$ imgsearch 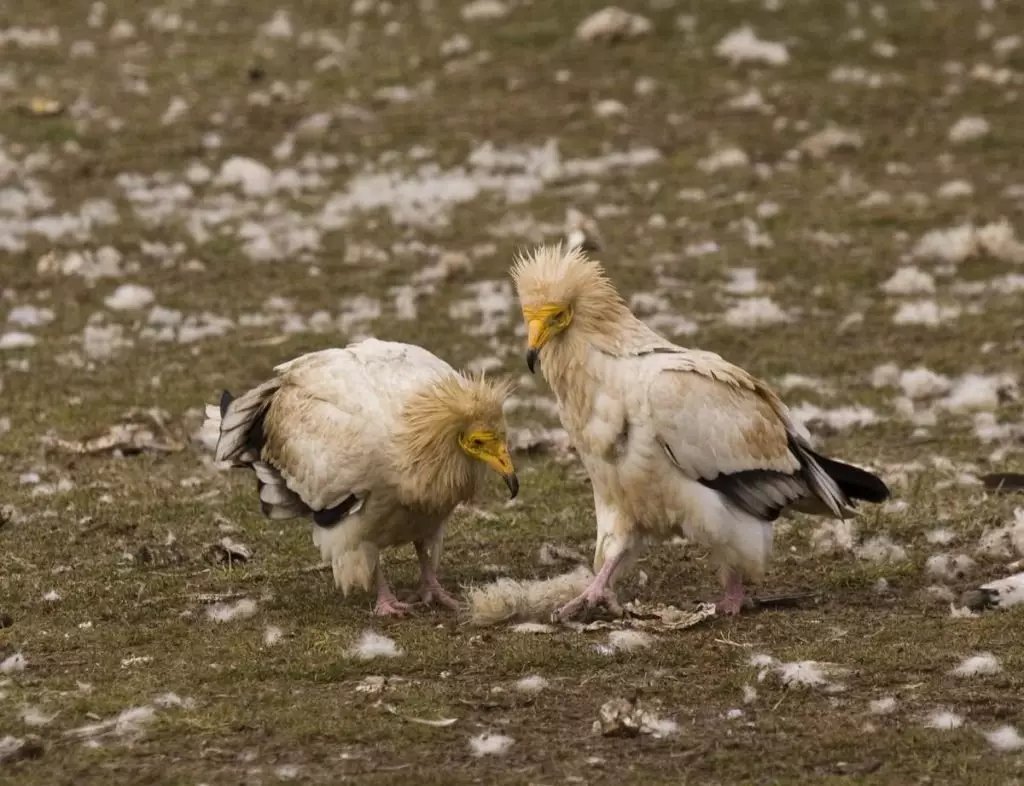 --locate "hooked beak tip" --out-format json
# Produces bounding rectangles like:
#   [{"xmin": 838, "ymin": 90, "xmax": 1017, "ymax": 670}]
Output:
[
  {"xmin": 526, "ymin": 348, "xmax": 539, "ymax": 374},
  {"xmin": 505, "ymin": 473, "xmax": 519, "ymax": 499}
]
